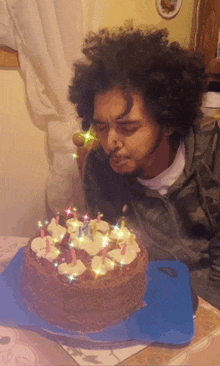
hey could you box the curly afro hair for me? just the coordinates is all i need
[69,26,208,136]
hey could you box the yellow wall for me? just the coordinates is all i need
[83,0,194,47]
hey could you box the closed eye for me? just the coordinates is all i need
[92,120,140,134]
[117,122,140,133]
[93,122,109,132]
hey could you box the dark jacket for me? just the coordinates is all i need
[83,118,220,309]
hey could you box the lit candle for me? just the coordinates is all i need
[73,207,77,220]
[83,214,89,236]
[40,229,45,239]
[72,248,77,266]
[102,246,108,264]
[120,217,125,229]
[46,238,50,253]
[121,243,127,256]
[97,212,101,223]
[55,215,60,225]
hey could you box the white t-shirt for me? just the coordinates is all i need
[137,140,185,195]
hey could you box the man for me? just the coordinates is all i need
[69,26,220,309]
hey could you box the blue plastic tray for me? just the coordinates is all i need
[0,248,194,345]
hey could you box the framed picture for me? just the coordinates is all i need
[156,0,183,19]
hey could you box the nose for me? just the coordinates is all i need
[107,127,122,151]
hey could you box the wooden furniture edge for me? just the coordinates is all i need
[0,46,19,68]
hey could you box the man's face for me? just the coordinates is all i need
[93,86,171,177]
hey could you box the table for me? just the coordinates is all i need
[0,236,220,366]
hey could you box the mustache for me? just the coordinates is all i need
[107,148,120,159]
[109,152,130,160]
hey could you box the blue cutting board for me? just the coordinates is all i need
[0,248,194,345]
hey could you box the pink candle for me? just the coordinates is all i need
[46,238,50,253]
[121,243,127,256]
[55,215,60,225]
[102,246,108,264]
[40,229,45,239]
[72,248,77,266]
[73,208,77,220]
[97,212,101,223]
[120,217,125,229]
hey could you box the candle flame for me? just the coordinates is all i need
[118,231,124,238]
[102,236,109,247]
[113,225,119,231]
[65,207,72,215]
[72,153,79,158]
[68,274,77,282]
[94,268,101,275]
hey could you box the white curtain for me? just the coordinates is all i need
[0,0,106,215]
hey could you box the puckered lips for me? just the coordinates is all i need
[110,153,130,168]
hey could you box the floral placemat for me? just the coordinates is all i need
[167,298,220,366]
[61,343,149,366]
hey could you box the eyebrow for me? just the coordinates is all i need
[92,119,106,124]
[92,119,140,125]
[116,120,140,124]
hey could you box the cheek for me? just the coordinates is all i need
[96,133,107,149]
[126,131,157,158]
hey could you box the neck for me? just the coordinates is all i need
[140,135,177,179]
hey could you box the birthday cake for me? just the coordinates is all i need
[20,212,148,333]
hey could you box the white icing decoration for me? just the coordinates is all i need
[36,246,61,262]
[107,246,137,265]
[89,219,110,233]
[93,233,109,248]
[67,219,83,235]
[31,236,55,253]
[91,256,115,275]
[109,227,137,247]
[58,261,86,277]
[108,228,120,241]
[47,218,67,241]
[69,232,80,242]
[76,236,101,256]
[109,227,129,241]
[118,238,140,253]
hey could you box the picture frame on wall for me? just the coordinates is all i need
[156,0,183,19]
